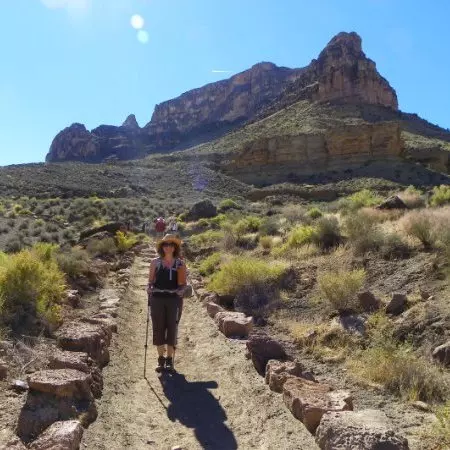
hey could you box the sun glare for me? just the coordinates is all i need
[131,14,145,30]
[137,30,150,44]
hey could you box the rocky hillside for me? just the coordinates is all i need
[46,31,399,163]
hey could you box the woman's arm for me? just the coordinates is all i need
[147,259,158,293]
[176,263,187,296]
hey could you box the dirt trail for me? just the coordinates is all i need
[82,249,317,450]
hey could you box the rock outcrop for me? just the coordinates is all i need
[46,31,398,163]
[222,121,402,184]
[46,117,149,163]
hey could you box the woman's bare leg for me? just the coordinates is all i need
[167,346,175,358]
[157,345,165,357]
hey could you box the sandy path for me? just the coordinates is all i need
[82,250,317,450]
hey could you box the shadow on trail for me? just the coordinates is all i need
[157,372,238,450]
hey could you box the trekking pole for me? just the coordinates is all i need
[143,300,150,378]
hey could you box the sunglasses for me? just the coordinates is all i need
[161,242,175,247]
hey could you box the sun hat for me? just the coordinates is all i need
[156,233,182,252]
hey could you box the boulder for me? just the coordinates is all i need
[265,360,315,393]
[2,435,27,450]
[66,290,81,308]
[357,291,380,312]
[183,285,193,298]
[27,369,93,400]
[206,302,225,318]
[56,321,111,367]
[83,315,118,334]
[246,332,288,375]
[283,378,353,434]
[376,195,408,210]
[29,420,83,450]
[330,314,366,336]
[48,351,103,398]
[186,200,217,221]
[432,341,450,366]
[315,409,409,449]
[0,358,7,380]
[215,312,253,338]
[386,292,408,315]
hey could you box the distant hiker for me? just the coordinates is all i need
[169,220,179,234]
[147,234,187,373]
[154,217,166,239]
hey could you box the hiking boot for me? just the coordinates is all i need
[165,357,175,372]
[155,356,165,373]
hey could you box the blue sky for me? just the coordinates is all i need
[0,0,449,166]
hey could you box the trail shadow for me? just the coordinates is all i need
[157,372,238,450]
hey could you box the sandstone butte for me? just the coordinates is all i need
[45,31,450,178]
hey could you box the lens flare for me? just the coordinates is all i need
[137,30,149,44]
[131,14,145,30]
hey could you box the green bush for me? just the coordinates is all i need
[340,189,383,213]
[87,237,117,257]
[234,216,262,235]
[344,211,383,255]
[115,231,137,253]
[349,340,447,402]
[0,246,66,329]
[190,230,224,248]
[318,269,366,312]
[260,236,273,250]
[259,217,280,236]
[286,225,316,248]
[218,199,241,212]
[56,247,90,278]
[208,256,287,296]
[311,216,341,250]
[198,252,222,276]
[402,211,436,249]
[307,207,323,219]
[430,185,450,206]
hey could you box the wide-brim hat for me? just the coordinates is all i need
[156,234,182,251]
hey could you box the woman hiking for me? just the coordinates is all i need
[147,234,187,373]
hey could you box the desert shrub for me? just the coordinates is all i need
[349,341,447,402]
[430,185,450,207]
[398,186,425,209]
[35,219,44,227]
[259,217,280,236]
[0,204,5,217]
[340,189,383,213]
[344,211,384,254]
[33,243,59,262]
[318,269,365,312]
[56,247,90,278]
[234,282,278,319]
[286,225,316,248]
[50,233,60,243]
[18,220,30,230]
[260,236,273,250]
[401,210,436,249]
[4,236,24,254]
[45,222,59,233]
[39,233,52,243]
[218,199,241,212]
[190,230,224,248]
[198,252,222,276]
[307,207,323,219]
[115,231,137,253]
[7,219,15,228]
[208,256,287,296]
[209,214,227,228]
[86,237,117,257]
[281,205,307,223]
[235,233,259,250]
[379,232,411,259]
[425,401,450,448]
[0,246,66,329]
[311,216,341,250]
[234,216,261,235]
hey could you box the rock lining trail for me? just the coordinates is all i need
[81,248,317,449]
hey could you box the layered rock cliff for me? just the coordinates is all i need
[46,31,399,163]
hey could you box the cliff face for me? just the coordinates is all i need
[46,116,149,163]
[46,31,399,163]
[221,122,403,184]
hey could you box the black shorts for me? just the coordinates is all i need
[150,294,182,346]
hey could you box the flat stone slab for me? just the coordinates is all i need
[27,369,92,400]
[283,378,353,434]
[315,409,409,449]
[29,420,83,450]
[265,359,315,393]
[100,298,120,310]
[56,322,110,366]
[215,311,253,338]
[99,289,120,302]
